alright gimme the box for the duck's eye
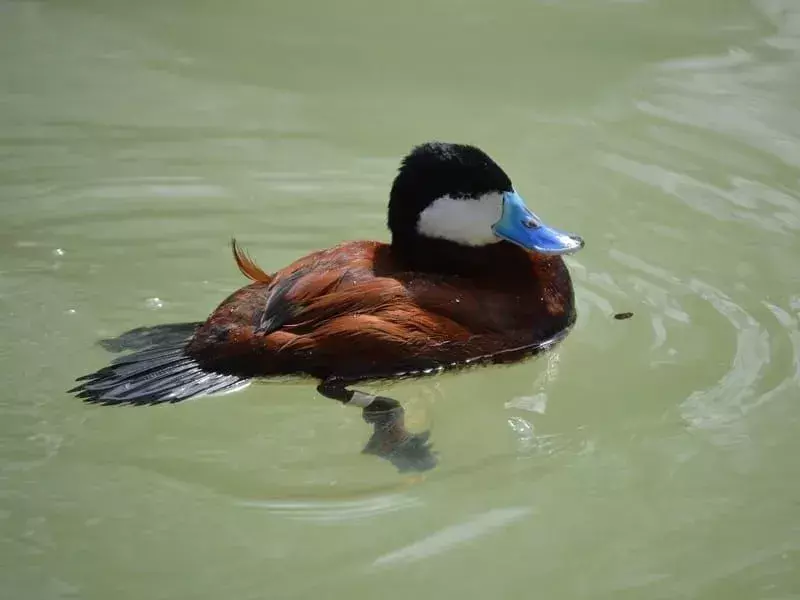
[522,218,540,229]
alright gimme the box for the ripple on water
[748,301,800,410]
[602,155,800,235]
[608,250,783,433]
[581,1,800,445]
[569,242,798,444]
[680,279,771,430]
[237,493,422,523]
[371,507,531,568]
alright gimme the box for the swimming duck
[71,142,584,471]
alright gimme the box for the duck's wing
[182,254,474,378]
[255,263,570,377]
[231,265,491,378]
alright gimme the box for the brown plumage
[186,240,574,382]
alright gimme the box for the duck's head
[388,142,584,259]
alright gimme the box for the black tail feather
[98,322,204,353]
[71,326,250,405]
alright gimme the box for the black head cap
[388,142,513,246]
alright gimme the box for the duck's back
[186,240,575,381]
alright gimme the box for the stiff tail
[70,324,250,405]
[232,238,272,283]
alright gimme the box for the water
[2,0,799,597]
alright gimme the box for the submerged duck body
[72,142,584,471]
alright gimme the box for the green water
[2,0,799,597]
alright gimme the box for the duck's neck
[390,236,533,277]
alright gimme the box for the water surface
[2,0,799,598]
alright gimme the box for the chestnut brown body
[187,240,575,382]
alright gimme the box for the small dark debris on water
[614,312,634,320]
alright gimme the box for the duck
[71,142,584,472]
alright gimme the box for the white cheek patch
[416,192,504,246]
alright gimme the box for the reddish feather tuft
[231,239,272,283]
